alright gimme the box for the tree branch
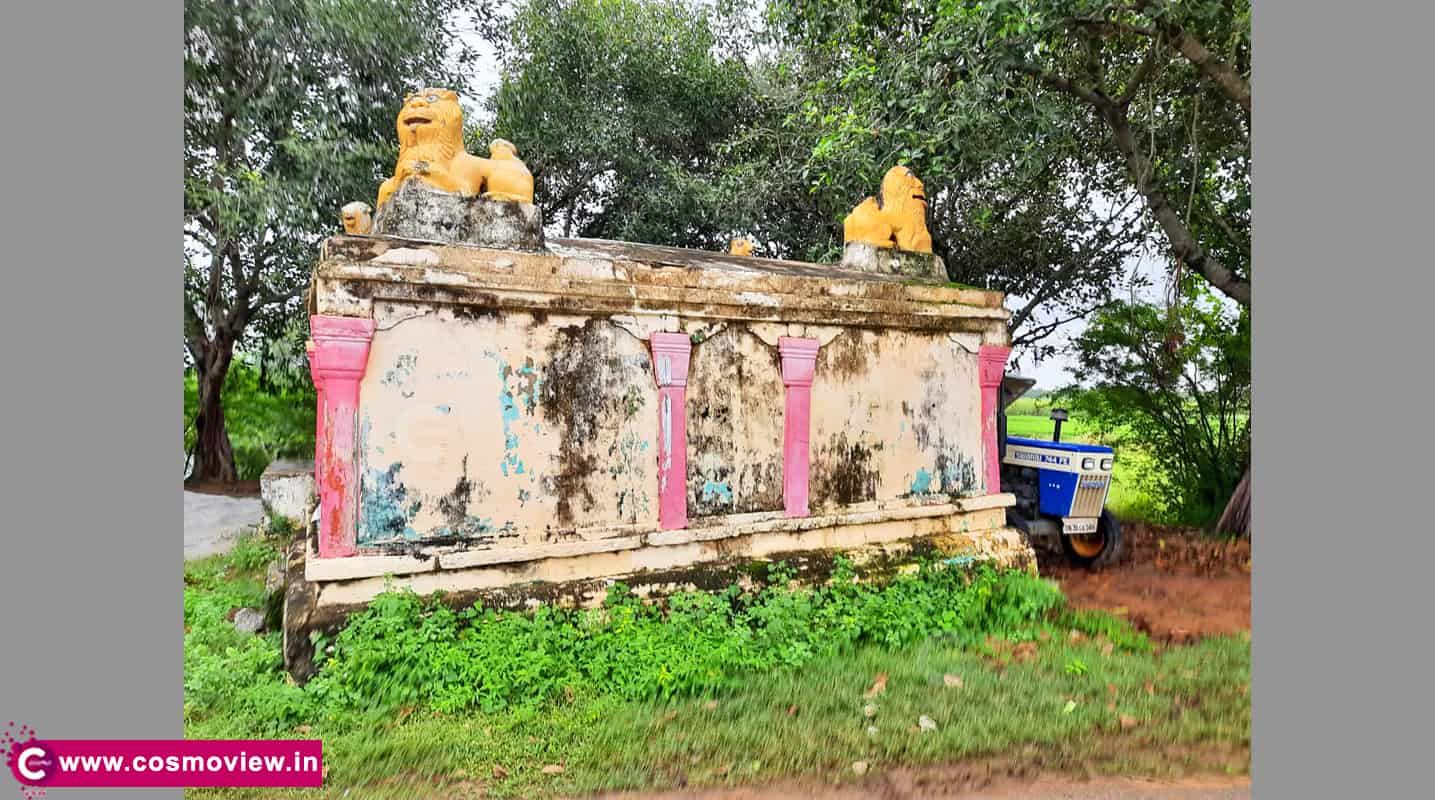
[1101,103,1251,307]
[1011,63,1111,110]
[1116,39,1162,107]
[1134,0,1251,114]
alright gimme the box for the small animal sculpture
[729,238,754,256]
[842,165,933,253]
[480,139,535,203]
[376,88,487,209]
[340,201,373,234]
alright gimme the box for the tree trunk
[1214,465,1251,536]
[258,351,271,394]
[189,338,239,483]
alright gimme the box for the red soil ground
[1035,523,1252,644]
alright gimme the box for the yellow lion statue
[480,139,535,203]
[842,165,933,254]
[375,89,537,209]
[340,201,373,234]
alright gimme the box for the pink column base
[978,345,1012,496]
[310,316,376,558]
[778,337,819,517]
[650,332,692,530]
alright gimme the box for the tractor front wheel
[1060,509,1123,569]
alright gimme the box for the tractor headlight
[1081,457,1095,470]
[1100,458,1113,470]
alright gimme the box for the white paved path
[184,491,265,560]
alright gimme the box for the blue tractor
[998,376,1123,568]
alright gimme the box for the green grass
[184,363,316,480]
[193,635,1249,799]
[185,536,1249,799]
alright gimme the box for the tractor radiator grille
[1071,474,1109,518]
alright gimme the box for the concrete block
[260,460,315,526]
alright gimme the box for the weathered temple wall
[685,327,786,519]
[298,234,1025,585]
[809,328,984,511]
[355,306,660,547]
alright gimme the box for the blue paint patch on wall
[357,415,420,543]
[910,468,934,495]
[485,353,549,488]
[701,479,734,505]
[906,448,979,499]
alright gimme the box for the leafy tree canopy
[183,0,478,480]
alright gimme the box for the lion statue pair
[376,88,534,212]
[346,87,934,261]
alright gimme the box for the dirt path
[1035,523,1251,643]
[601,775,1250,800]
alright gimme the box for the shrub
[185,544,1147,735]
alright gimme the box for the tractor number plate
[1063,517,1099,535]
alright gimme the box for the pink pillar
[778,337,819,517]
[305,340,325,493]
[310,316,377,558]
[977,345,1012,496]
[650,332,692,530]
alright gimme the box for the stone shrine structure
[284,90,1030,678]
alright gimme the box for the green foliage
[182,538,1253,800]
[184,363,316,480]
[184,543,1127,736]
[184,535,309,735]
[184,0,479,479]
[484,0,758,246]
[1059,607,1153,654]
[763,0,1250,355]
[190,630,1248,799]
[1064,282,1250,525]
[302,560,1068,716]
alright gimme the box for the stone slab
[260,460,316,525]
[371,179,545,251]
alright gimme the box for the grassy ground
[185,535,1249,799]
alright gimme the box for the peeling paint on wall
[380,352,419,398]
[809,329,982,508]
[356,307,658,548]
[537,319,657,529]
[685,327,784,517]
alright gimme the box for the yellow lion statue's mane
[376,88,488,209]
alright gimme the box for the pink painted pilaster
[649,332,692,530]
[310,316,377,558]
[977,345,1012,495]
[778,337,820,517]
[306,340,325,493]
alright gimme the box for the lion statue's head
[877,165,928,224]
[340,201,373,234]
[395,88,465,158]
